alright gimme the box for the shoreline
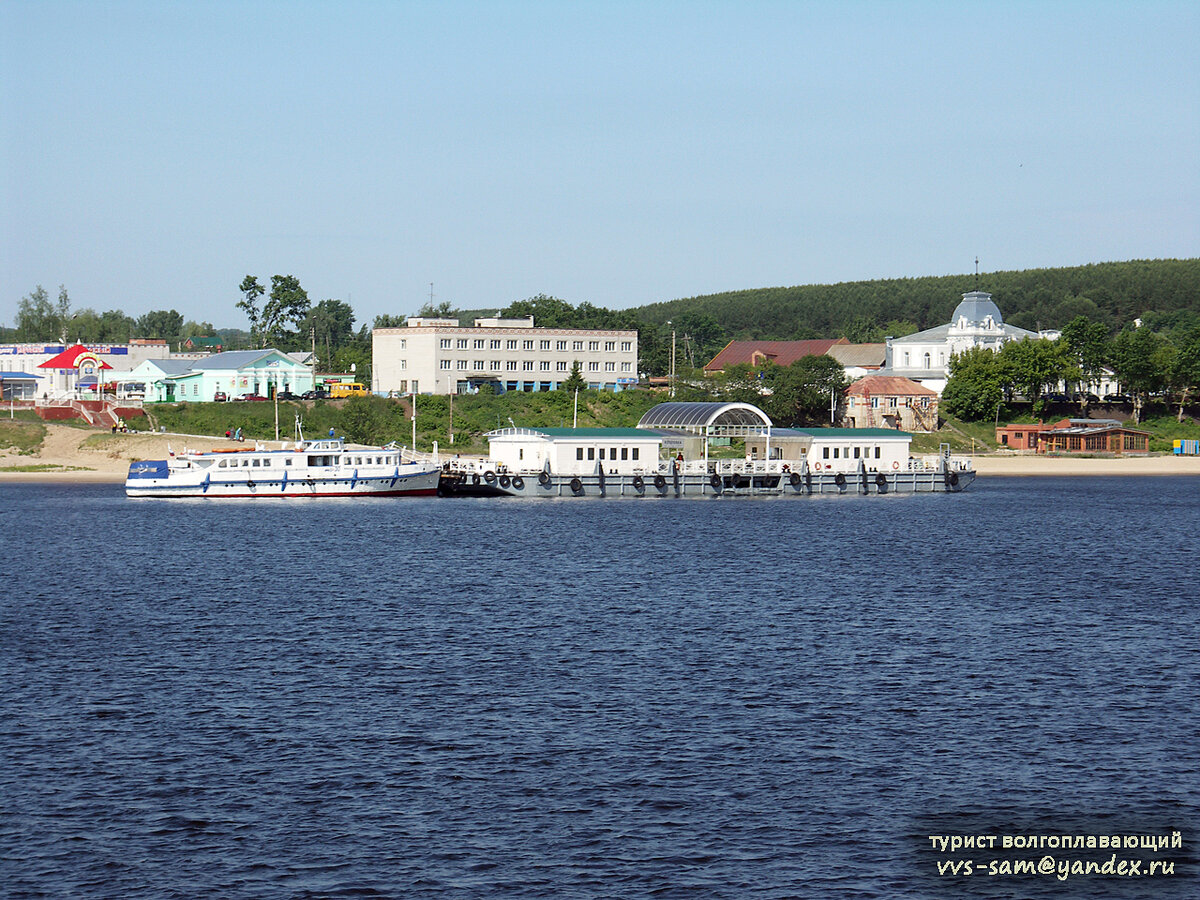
[3,435,1200,486]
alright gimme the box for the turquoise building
[126,350,314,402]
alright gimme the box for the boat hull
[126,461,440,498]
[439,466,975,498]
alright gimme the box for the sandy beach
[0,425,285,483]
[3,423,1199,484]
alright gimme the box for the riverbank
[0,425,274,483]
[3,424,1200,484]
[970,453,1200,476]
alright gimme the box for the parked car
[1104,393,1131,403]
[301,389,329,400]
[236,393,268,402]
[213,391,227,402]
[277,391,298,401]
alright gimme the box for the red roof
[704,338,848,372]
[845,375,937,397]
[38,344,113,370]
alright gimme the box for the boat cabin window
[632,448,639,460]
[875,447,881,458]
[599,449,605,460]
[263,459,271,467]
[219,460,227,468]
[621,448,628,460]
[576,448,583,460]
[253,459,260,467]
[587,448,595,460]
[823,447,830,459]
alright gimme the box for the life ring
[569,477,583,493]
[498,474,511,489]
[834,473,846,488]
[813,462,822,471]
[632,475,644,492]
[511,475,524,490]
[537,470,551,486]
[789,472,801,487]
[710,473,722,489]
[484,470,496,484]
[892,461,900,470]
[472,473,481,485]
[653,473,667,491]
[875,473,887,487]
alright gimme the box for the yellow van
[329,383,368,398]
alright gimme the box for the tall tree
[302,299,357,361]
[1109,326,1165,423]
[762,355,849,426]
[16,286,57,341]
[942,347,1005,421]
[1167,326,1200,422]
[55,285,71,339]
[260,275,309,347]
[137,309,184,341]
[997,338,1074,409]
[1059,315,1111,410]
[237,275,266,345]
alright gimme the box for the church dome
[951,291,1004,327]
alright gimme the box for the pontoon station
[439,401,975,498]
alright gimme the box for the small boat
[126,434,440,499]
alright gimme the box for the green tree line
[634,259,1200,340]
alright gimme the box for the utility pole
[310,325,316,393]
[668,321,676,398]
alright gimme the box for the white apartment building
[372,316,639,395]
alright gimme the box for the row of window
[821,446,883,459]
[435,359,631,373]
[849,396,932,409]
[901,351,947,369]
[438,338,633,352]
[576,446,641,461]
[216,454,396,468]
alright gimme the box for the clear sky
[2,0,1197,331]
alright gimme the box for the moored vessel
[126,435,440,498]
[439,402,975,499]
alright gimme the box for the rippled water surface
[2,478,1198,898]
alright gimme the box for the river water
[1,478,1197,898]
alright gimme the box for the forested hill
[633,259,1200,340]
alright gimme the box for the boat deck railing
[444,454,975,479]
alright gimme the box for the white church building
[880,290,1041,394]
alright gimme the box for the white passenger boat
[125,437,440,498]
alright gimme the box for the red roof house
[704,338,849,373]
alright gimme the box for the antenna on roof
[974,257,980,291]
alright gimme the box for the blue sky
[2,0,1197,331]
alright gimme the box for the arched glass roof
[638,401,772,432]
